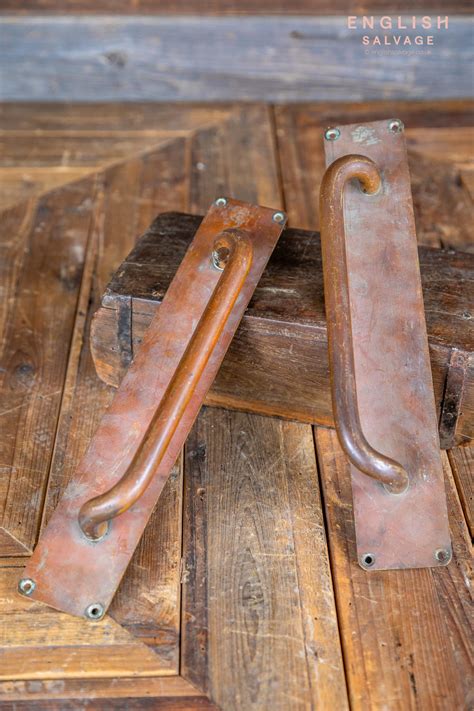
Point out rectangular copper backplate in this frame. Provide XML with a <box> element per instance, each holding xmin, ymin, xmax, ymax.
<box><xmin>325</xmin><ymin>121</ymin><xmax>451</xmax><ymax>570</ymax></box>
<box><xmin>21</xmin><ymin>199</ymin><xmax>286</xmax><ymax>617</ymax></box>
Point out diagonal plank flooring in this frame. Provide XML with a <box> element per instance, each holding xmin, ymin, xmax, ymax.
<box><xmin>0</xmin><ymin>101</ymin><xmax>472</xmax><ymax>709</ymax></box>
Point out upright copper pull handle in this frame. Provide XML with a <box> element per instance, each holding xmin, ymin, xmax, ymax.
<box><xmin>319</xmin><ymin>154</ymin><xmax>409</xmax><ymax>494</ymax></box>
<box><xmin>79</xmin><ymin>228</ymin><xmax>253</xmax><ymax>539</ymax></box>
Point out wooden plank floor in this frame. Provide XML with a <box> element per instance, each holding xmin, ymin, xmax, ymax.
<box><xmin>0</xmin><ymin>102</ymin><xmax>472</xmax><ymax>710</ymax></box>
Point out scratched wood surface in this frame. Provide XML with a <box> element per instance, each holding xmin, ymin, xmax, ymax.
<box><xmin>0</xmin><ymin>101</ymin><xmax>472</xmax><ymax>709</ymax></box>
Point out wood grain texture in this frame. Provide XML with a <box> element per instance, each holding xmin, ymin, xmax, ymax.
<box><xmin>0</xmin><ymin>186</ymin><xmax>94</xmax><ymax>555</ymax></box>
<box><xmin>0</xmin><ymin>0</ymin><xmax>471</xmax><ymax>14</ymax></box>
<box><xmin>1</xmin><ymin>17</ymin><xmax>472</xmax><ymax>101</ymax></box>
<box><xmin>448</xmin><ymin>446</ymin><xmax>474</xmax><ymax>538</ymax></box>
<box><xmin>0</xmin><ymin>676</ymin><xmax>209</xmax><ymax>702</ymax></box>
<box><xmin>182</xmin><ymin>409</ymin><xmax>348</xmax><ymax>710</ymax></box>
<box><xmin>315</xmin><ymin>426</ymin><xmax>473</xmax><ymax>711</ymax></box>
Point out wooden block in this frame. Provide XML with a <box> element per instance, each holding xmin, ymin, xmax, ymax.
<box><xmin>91</xmin><ymin>212</ymin><xmax>474</xmax><ymax>447</ymax></box>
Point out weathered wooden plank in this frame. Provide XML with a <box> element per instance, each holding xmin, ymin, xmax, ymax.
<box><xmin>182</xmin><ymin>409</ymin><xmax>348</xmax><ymax>709</ymax></box>
<box><xmin>0</xmin><ymin>102</ymin><xmax>232</xmax><ymax>132</ymax></box>
<box><xmin>0</xmin><ymin>134</ymin><xmax>174</xmax><ymax>166</ymax></box>
<box><xmin>90</xmin><ymin>213</ymin><xmax>474</xmax><ymax>447</ymax></box>
<box><xmin>448</xmin><ymin>446</ymin><xmax>474</xmax><ymax>538</ymax></box>
<box><xmin>0</xmin><ymin>677</ymin><xmax>210</xmax><ymax>702</ymax></box>
<box><xmin>0</xmin><ymin>699</ymin><xmax>217</xmax><ymax>710</ymax></box>
<box><xmin>0</xmin><ymin>0</ymin><xmax>471</xmax><ymax>14</ymax></box>
<box><xmin>1</xmin><ymin>17</ymin><xmax>472</xmax><ymax>101</ymax></box>
<box><xmin>315</xmin><ymin>426</ymin><xmax>473</xmax><ymax>710</ymax></box>
<box><xmin>0</xmin><ymin>184</ymin><xmax>96</xmax><ymax>555</ymax></box>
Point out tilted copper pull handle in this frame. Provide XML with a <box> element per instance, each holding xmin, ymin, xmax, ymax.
<box><xmin>79</xmin><ymin>228</ymin><xmax>253</xmax><ymax>539</ymax></box>
<box><xmin>319</xmin><ymin>154</ymin><xmax>409</xmax><ymax>494</ymax></box>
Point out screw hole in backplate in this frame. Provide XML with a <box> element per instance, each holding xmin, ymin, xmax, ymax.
<box><xmin>324</xmin><ymin>127</ymin><xmax>341</xmax><ymax>141</ymax></box>
<box><xmin>360</xmin><ymin>553</ymin><xmax>376</xmax><ymax>569</ymax></box>
<box><xmin>85</xmin><ymin>602</ymin><xmax>105</xmax><ymax>620</ymax></box>
<box><xmin>388</xmin><ymin>118</ymin><xmax>404</xmax><ymax>133</ymax></box>
<box><xmin>434</xmin><ymin>548</ymin><xmax>451</xmax><ymax>564</ymax></box>
<box><xmin>18</xmin><ymin>578</ymin><xmax>36</xmax><ymax>596</ymax></box>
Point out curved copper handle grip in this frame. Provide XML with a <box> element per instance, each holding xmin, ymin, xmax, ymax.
<box><xmin>79</xmin><ymin>229</ymin><xmax>253</xmax><ymax>539</ymax></box>
<box><xmin>319</xmin><ymin>154</ymin><xmax>409</xmax><ymax>494</ymax></box>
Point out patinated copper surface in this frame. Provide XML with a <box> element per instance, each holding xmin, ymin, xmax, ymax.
<box><xmin>320</xmin><ymin>155</ymin><xmax>409</xmax><ymax>495</ymax></box>
<box><xmin>21</xmin><ymin>199</ymin><xmax>286</xmax><ymax>618</ymax></box>
<box><xmin>322</xmin><ymin>120</ymin><xmax>451</xmax><ymax>570</ymax></box>
<box><xmin>78</xmin><ymin>229</ymin><xmax>253</xmax><ymax>540</ymax></box>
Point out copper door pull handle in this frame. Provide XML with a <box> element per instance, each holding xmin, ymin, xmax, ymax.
<box><xmin>319</xmin><ymin>154</ymin><xmax>409</xmax><ymax>495</ymax></box>
<box><xmin>79</xmin><ymin>228</ymin><xmax>253</xmax><ymax>540</ymax></box>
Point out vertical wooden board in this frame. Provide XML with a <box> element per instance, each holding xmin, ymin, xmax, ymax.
<box><xmin>0</xmin><ymin>181</ymin><xmax>96</xmax><ymax>555</ymax></box>
<box><xmin>38</xmin><ymin>140</ymin><xmax>189</xmax><ymax>671</ymax></box>
<box><xmin>182</xmin><ymin>409</ymin><xmax>348</xmax><ymax>710</ymax></box>
<box><xmin>189</xmin><ymin>104</ymin><xmax>283</xmax><ymax>213</ymax></box>
<box><xmin>315</xmin><ymin>426</ymin><xmax>473</xmax><ymax>710</ymax></box>
<box><xmin>448</xmin><ymin>446</ymin><xmax>474</xmax><ymax>538</ymax></box>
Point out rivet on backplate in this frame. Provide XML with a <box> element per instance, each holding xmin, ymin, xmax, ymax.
<box><xmin>18</xmin><ymin>578</ymin><xmax>36</xmax><ymax>596</ymax></box>
<box><xmin>85</xmin><ymin>602</ymin><xmax>105</xmax><ymax>620</ymax></box>
<box><xmin>325</xmin><ymin>127</ymin><xmax>341</xmax><ymax>141</ymax></box>
<box><xmin>360</xmin><ymin>553</ymin><xmax>376</xmax><ymax>569</ymax></box>
<box><xmin>215</xmin><ymin>197</ymin><xmax>227</xmax><ymax>207</ymax></box>
<box><xmin>434</xmin><ymin>548</ymin><xmax>451</xmax><ymax>564</ymax></box>
<box><xmin>272</xmin><ymin>211</ymin><xmax>286</xmax><ymax>224</ymax></box>
<box><xmin>388</xmin><ymin>119</ymin><xmax>404</xmax><ymax>133</ymax></box>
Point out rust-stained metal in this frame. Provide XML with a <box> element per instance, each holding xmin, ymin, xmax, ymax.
<box><xmin>20</xmin><ymin>198</ymin><xmax>286</xmax><ymax>618</ymax></box>
<box><xmin>322</xmin><ymin>120</ymin><xmax>452</xmax><ymax>570</ymax></box>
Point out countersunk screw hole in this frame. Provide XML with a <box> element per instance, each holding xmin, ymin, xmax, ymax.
<box><xmin>325</xmin><ymin>127</ymin><xmax>340</xmax><ymax>141</ymax></box>
<box><xmin>361</xmin><ymin>553</ymin><xmax>375</xmax><ymax>568</ymax></box>
<box><xmin>272</xmin><ymin>211</ymin><xmax>286</xmax><ymax>224</ymax></box>
<box><xmin>215</xmin><ymin>197</ymin><xmax>227</xmax><ymax>207</ymax></box>
<box><xmin>388</xmin><ymin>119</ymin><xmax>404</xmax><ymax>133</ymax></box>
<box><xmin>434</xmin><ymin>548</ymin><xmax>451</xmax><ymax>564</ymax></box>
<box><xmin>85</xmin><ymin>603</ymin><xmax>105</xmax><ymax>620</ymax></box>
<box><xmin>18</xmin><ymin>578</ymin><xmax>36</xmax><ymax>596</ymax></box>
